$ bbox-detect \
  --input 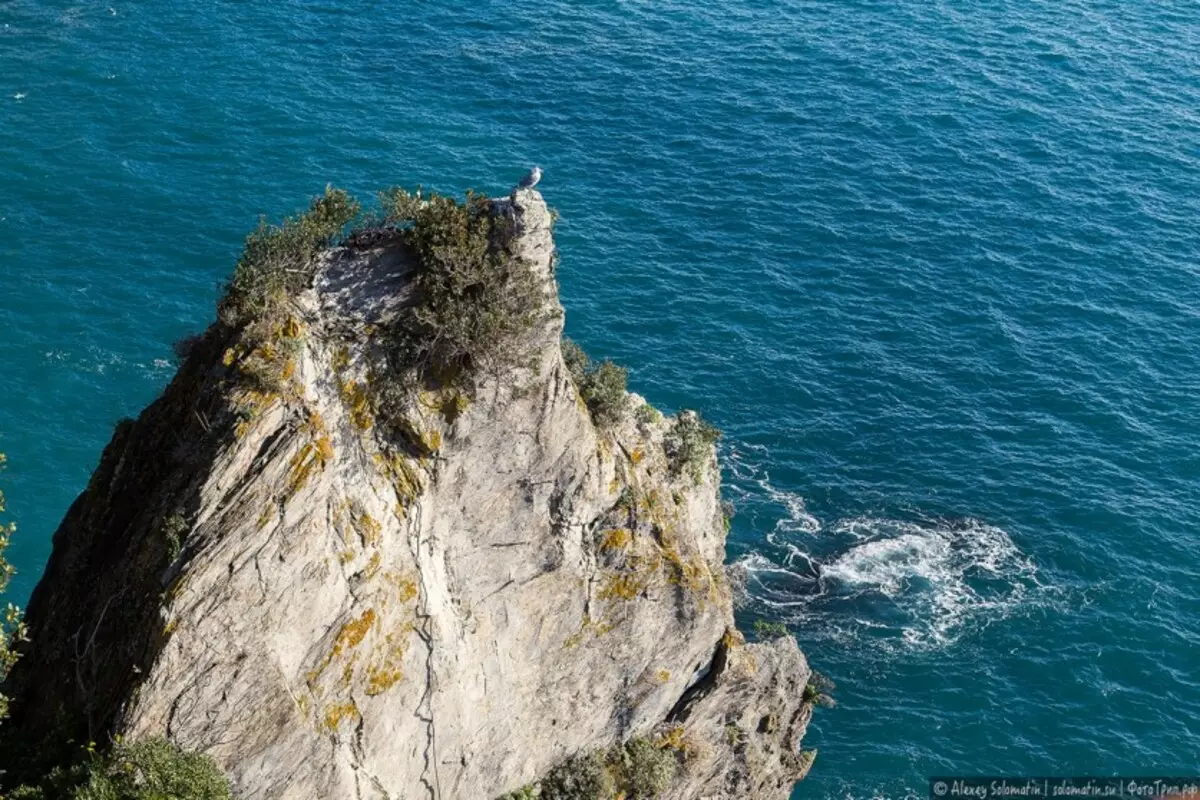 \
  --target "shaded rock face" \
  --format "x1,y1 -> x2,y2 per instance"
3,190 -> 812,798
